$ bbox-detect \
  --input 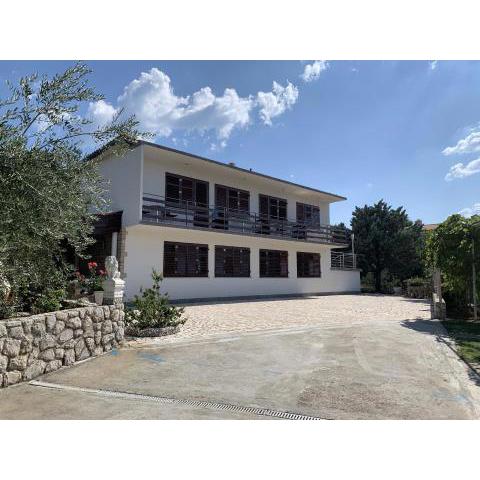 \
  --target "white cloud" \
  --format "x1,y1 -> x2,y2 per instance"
429,60 -> 438,70
256,81 -> 299,126
301,61 -> 328,83
445,158 -> 480,181
442,129 -> 480,156
87,99 -> 117,127
459,203 -> 480,218
87,68 -> 299,147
